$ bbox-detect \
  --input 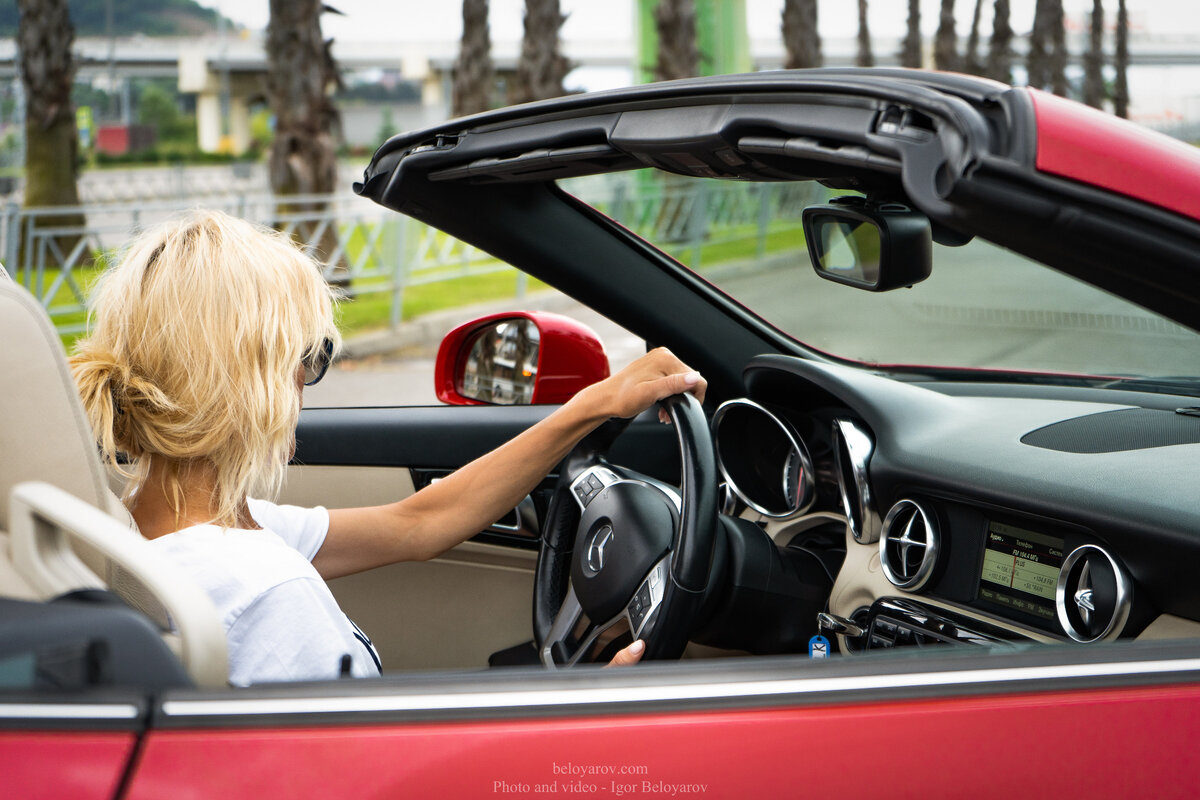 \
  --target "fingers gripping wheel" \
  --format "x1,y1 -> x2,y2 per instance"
534,394 -> 718,666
